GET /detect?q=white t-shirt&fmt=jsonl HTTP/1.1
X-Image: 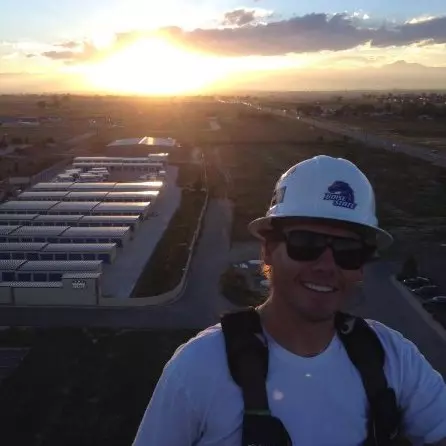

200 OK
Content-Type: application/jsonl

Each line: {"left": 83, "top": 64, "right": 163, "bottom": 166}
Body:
{"left": 133, "top": 320, "right": 446, "bottom": 446}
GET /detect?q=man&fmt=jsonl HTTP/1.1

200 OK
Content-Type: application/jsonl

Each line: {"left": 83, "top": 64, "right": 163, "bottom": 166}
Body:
{"left": 134, "top": 155, "right": 446, "bottom": 445}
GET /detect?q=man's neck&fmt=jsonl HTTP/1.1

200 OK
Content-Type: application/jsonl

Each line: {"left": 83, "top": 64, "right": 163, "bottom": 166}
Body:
{"left": 257, "top": 296, "right": 336, "bottom": 358}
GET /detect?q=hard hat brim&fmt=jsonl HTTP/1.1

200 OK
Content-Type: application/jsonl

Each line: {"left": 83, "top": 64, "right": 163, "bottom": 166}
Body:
{"left": 248, "top": 216, "right": 393, "bottom": 250}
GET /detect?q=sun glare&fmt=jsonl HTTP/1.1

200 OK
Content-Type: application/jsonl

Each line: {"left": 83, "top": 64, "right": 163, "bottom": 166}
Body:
{"left": 83, "top": 37, "right": 228, "bottom": 95}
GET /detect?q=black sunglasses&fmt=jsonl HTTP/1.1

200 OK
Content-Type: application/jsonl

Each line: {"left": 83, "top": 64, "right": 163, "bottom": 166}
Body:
{"left": 281, "top": 230, "right": 376, "bottom": 270}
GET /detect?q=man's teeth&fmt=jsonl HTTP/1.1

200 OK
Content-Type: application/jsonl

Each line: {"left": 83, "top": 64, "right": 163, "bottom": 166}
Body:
{"left": 303, "top": 282, "right": 335, "bottom": 293}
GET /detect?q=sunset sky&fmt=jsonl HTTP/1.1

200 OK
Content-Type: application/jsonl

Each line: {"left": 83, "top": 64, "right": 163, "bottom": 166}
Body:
{"left": 1, "top": 0, "right": 446, "bottom": 93}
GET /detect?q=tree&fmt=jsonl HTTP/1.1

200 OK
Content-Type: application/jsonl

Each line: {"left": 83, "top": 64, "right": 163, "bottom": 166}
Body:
{"left": 37, "top": 100, "right": 47, "bottom": 109}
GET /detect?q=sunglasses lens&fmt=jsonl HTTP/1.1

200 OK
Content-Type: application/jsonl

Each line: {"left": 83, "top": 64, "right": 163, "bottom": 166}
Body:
{"left": 332, "top": 238, "right": 375, "bottom": 270}
{"left": 285, "top": 230, "right": 375, "bottom": 269}
{"left": 285, "top": 231, "right": 329, "bottom": 262}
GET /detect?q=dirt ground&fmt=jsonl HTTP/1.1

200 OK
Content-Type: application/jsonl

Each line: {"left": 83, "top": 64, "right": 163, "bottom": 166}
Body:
{"left": 328, "top": 115, "right": 446, "bottom": 151}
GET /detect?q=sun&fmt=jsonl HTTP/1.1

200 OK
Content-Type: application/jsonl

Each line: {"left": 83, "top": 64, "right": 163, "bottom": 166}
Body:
{"left": 82, "top": 37, "right": 226, "bottom": 95}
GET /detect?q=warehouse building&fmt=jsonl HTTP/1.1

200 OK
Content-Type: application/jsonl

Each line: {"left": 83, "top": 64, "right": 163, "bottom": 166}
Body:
{"left": 68, "top": 182, "right": 118, "bottom": 191}
{"left": 0, "top": 243, "right": 46, "bottom": 260}
{"left": 91, "top": 202, "right": 151, "bottom": 218}
{"left": 105, "top": 136, "right": 176, "bottom": 156}
{"left": 0, "top": 214, "right": 39, "bottom": 225}
{"left": 0, "top": 259, "right": 102, "bottom": 283}
{"left": 41, "top": 243, "right": 117, "bottom": 263}
{"left": 65, "top": 191, "right": 109, "bottom": 201}
{"left": 0, "top": 225, "right": 131, "bottom": 247}
{"left": 31, "top": 181, "right": 163, "bottom": 193}
{"left": 32, "top": 215, "right": 83, "bottom": 226}
{"left": 73, "top": 155, "right": 169, "bottom": 164}
{"left": 113, "top": 182, "right": 162, "bottom": 191}
{"left": 0, "top": 201, "right": 58, "bottom": 214}
{"left": 60, "top": 226, "right": 131, "bottom": 247}
{"left": 77, "top": 215, "right": 140, "bottom": 231}
{"left": 73, "top": 160, "right": 164, "bottom": 174}
{"left": 47, "top": 201, "right": 100, "bottom": 215}
{"left": 103, "top": 191, "right": 158, "bottom": 202}
{"left": 0, "top": 259, "right": 27, "bottom": 281}
{"left": 5, "top": 226, "right": 70, "bottom": 243}
{"left": 0, "top": 272, "right": 102, "bottom": 306}
{"left": 0, "top": 226, "right": 21, "bottom": 237}
{"left": 17, "top": 191, "right": 69, "bottom": 201}
{"left": 30, "top": 182, "right": 74, "bottom": 191}
{"left": 0, "top": 242, "right": 117, "bottom": 263}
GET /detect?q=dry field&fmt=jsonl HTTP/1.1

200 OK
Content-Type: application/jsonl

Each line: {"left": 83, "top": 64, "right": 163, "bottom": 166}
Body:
{"left": 207, "top": 108, "right": 446, "bottom": 262}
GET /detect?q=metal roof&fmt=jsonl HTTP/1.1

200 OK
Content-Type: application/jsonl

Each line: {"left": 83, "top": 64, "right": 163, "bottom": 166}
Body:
{"left": 106, "top": 138, "right": 146, "bottom": 147}
{"left": 48, "top": 201, "right": 100, "bottom": 212}
{"left": 0, "top": 282, "right": 62, "bottom": 288}
{"left": 142, "top": 137, "right": 176, "bottom": 147}
{"left": 63, "top": 226, "right": 130, "bottom": 237}
{"left": 10, "top": 226, "right": 69, "bottom": 236}
{"left": 0, "top": 243, "right": 46, "bottom": 251}
{"left": 105, "top": 191, "right": 158, "bottom": 199}
{"left": 18, "top": 191, "right": 69, "bottom": 199}
{"left": 92, "top": 202, "right": 150, "bottom": 212}
{"left": 32, "top": 182, "right": 74, "bottom": 190}
{"left": 63, "top": 272, "right": 102, "bottom": 279}
{"left": 113, "top": 181, "right": 162, "bottom": 190}
{"left": 69, "top": 183, "right": 117, "bottom": 191}
{"left": 79, "top": 215, "right": 139, "bottom": 222}
{"left": 34, "top": 214, "right": 83, "bottom": 222}
{"left": 0, "top": 259, "right": 26, "bottom": 270}
{"left": 66, "top": 191, "right": 109, "bottom": 199}
{"left": 76, "top": 161, "right": 161, "bottom": 166}
{"left": 74, "top": 157, "right": 118, "bottom": 161}
{"left": 0, "top": 214, "right": 38, "bottom": 221}
{"left": 74, "top": 156, "right": 166, "bottom": 162}
{"left": 44, "top": 243, "right": 116, "bottom": 252}
{"left": 0, "top": 201, "right": 59, "bottom": 211}
{"left": 19, "top": 260, "right": 102, "bottom": 272}
{"left": 0, "top": 226, "right": 20, "bottom": 235}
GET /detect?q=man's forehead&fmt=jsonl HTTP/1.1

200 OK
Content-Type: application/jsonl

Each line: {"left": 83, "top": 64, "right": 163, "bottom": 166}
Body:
{"left": 277, "top": 219, "right": 362, "bottom": 240}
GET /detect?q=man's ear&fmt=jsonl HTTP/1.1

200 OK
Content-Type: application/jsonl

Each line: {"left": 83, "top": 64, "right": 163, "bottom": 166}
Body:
{"left": 262, "top": 239, "right": 277, "bottom": 266}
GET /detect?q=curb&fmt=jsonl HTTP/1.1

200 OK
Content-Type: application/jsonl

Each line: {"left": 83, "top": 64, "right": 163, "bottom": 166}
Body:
{"left": 390, "top": 276, "right": 446, "bottom": 344}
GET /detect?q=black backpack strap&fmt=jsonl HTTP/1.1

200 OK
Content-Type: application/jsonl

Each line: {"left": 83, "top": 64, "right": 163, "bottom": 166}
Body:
{"left": 221, "top": 307, "right": 269, "bottom": 413}
{"left": 221, "top": 307, "right": 292, "bottom": 446}
{"left": 335, "top": 312, "right": 405, "bottom": 446}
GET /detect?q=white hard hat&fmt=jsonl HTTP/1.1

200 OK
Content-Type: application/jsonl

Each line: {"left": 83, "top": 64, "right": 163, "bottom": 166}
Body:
{"left": 248, "top": 155, "right": 393, "bottom": 249}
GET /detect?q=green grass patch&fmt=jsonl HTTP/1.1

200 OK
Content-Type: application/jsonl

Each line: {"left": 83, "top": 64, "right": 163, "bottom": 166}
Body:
{"left": 132, "top": 188, "right": 206, "bottom": 297}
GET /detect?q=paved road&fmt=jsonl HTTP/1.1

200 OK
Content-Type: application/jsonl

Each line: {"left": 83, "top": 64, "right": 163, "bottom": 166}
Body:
{"left": 295, "top": 114, "right": 446, "bottom": 168}
{"left": 351, "top": 262, "right": 446, "bottom": 378}
{"left": 102, "top": 166, "right": 181, "bottom": 298}
{"left": 238, "top": 101, "right": 446, "bottom": 168}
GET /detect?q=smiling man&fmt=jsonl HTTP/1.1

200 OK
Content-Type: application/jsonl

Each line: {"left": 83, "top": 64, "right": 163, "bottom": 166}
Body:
{"left": 133, "top": 155, "right": 446, "bottom": 446}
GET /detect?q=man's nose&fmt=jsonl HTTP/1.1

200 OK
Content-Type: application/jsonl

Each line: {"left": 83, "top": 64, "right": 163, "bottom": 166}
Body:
{"left": 312, "top": 246, "right": 337, "bottom": 271}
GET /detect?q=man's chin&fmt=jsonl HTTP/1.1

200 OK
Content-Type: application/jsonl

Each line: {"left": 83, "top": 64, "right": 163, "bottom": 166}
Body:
{"left": 300, "top": 310, "right": 335, "bottom": 324}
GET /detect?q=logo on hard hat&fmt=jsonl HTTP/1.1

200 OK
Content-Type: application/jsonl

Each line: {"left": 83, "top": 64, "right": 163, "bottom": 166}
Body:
{"left": 324, "top": 181, "right": 357, "bottom": 210}
{"left": 270, "top": 186, "right": 287, "bottom": 207}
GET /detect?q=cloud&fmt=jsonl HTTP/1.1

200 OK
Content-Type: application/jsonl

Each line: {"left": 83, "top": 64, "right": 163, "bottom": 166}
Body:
{"left": 55, "top": 41, "right": 79, "bottom": 49}
{"left": 221, "top": 8, "right": 273, "bottom": 27}
{"left": 41, "top": 50, "right": 77, "bottom": 60}
{"left": 36, "top": 13, "right": 446, "bottom": 62}
{"left": 405, "top": 15, "right": 437, "bottom": 25}
{"left": 36, "top": 41, "right": 103, "bottom": 63}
